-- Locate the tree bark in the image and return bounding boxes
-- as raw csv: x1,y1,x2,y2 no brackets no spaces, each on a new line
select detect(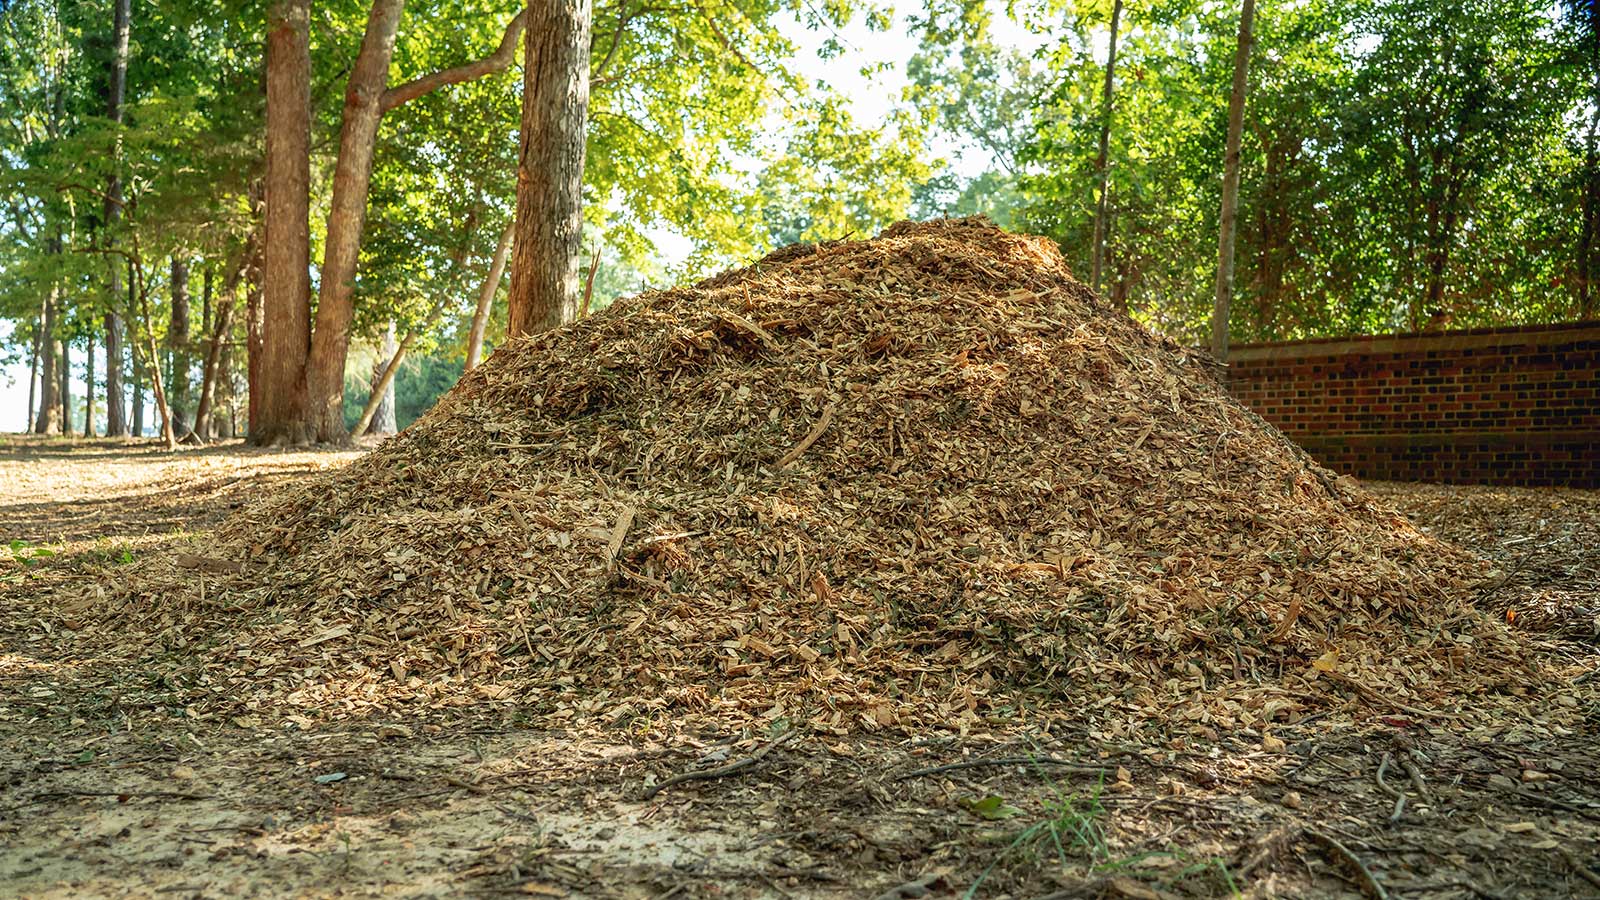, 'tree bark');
1088,0,1122,296
255,0,313,445
195,246,251,442
508,0,592,338
168,256,193,436
26,309,40,430
128,258,144,436
59,336,71,431
33,290,59,434
466,221,515,369
365,321,399,435
127,263,178,449
83,329,96,436
1210,0,1255,361
380,8,528,113
303,0,406,444
103,0,131,436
